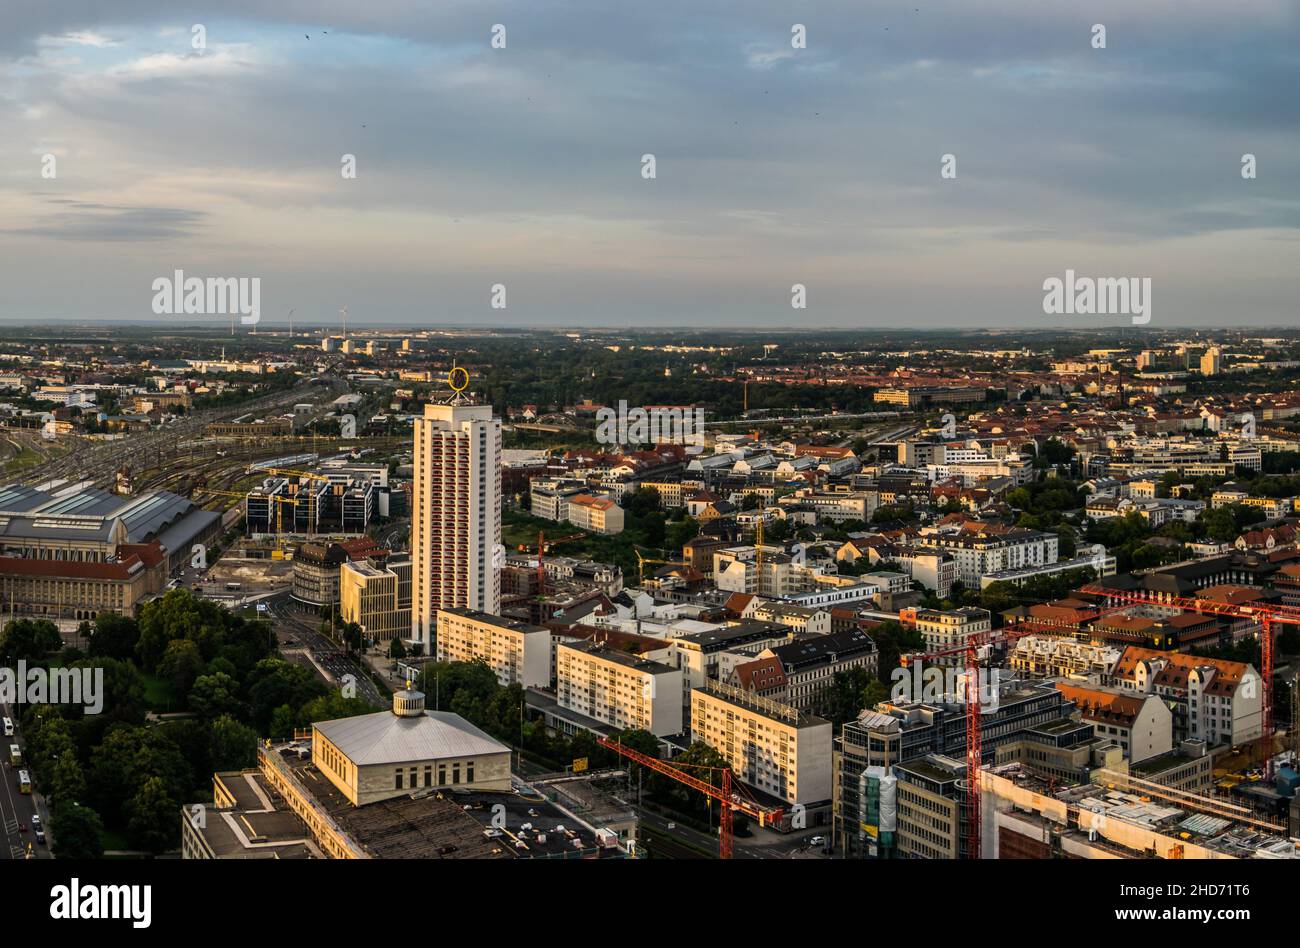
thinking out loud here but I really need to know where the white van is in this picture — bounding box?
[2,717,12,737]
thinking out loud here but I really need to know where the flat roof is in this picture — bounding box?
[559,641,677,675]
[694,684,829,730]
[439,608,548,635]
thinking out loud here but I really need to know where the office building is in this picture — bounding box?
[340,554,412,643]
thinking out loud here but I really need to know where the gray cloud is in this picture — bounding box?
[0,1,1296,327]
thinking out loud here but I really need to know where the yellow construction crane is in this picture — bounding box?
[633,548,671,585]
[256,467,334,484]
[754,499,767,595]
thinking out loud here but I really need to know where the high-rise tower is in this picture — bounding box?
[411,400,502,649]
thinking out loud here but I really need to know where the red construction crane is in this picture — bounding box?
[518,530,585,596]
[899,632,1009,860]
[1078,583,1289,779]
[597,736,784,859]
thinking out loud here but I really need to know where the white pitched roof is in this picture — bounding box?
[314,710,509,766]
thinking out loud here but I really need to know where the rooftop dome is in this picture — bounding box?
[393,687,426,717]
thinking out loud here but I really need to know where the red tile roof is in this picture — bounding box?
[1056,682,1148,727]
[1112,646,1250,696]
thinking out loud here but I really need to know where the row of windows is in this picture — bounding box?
[395,759,475,790]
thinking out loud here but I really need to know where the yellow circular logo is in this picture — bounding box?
[448,366,470,392]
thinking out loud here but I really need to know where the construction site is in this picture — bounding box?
[985,762,1298,860]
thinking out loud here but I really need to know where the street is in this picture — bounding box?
[0,702,52,860]
[261,591,388,708]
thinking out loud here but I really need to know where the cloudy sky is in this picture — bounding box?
[1,1,1297,329]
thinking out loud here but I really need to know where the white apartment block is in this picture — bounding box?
[785,490,877,524]
[925,530,1058,587]
[1055,683,1172,764]
[858,571,913,596]
[529,477,585,522]
[712,547,808,598]
[566,494,625,535]
[435,609,550,688]
[1009,636,1121,680]
[913,607,991,661]
[412,402,502,647]
[691,682,832,806]
[1111,647,1262,748]
[750,603,831,635]
[979,547,1117,590]
[926,457,1033,487]
[556,642,683,737]
[896,548,957,599]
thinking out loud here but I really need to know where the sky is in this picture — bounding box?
[0,1,1297,330]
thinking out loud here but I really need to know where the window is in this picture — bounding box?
[395,771,403,789]
[467,762,475,784]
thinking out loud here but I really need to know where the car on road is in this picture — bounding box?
[808,835,826,847]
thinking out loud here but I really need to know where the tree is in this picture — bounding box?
[67,657,148,743]
[187,672,245,721]
[269,704,297,739]
[608,727,661,792]
[342,622,364,654]
[0,618,63,663]
[664,515,700,551]
[158,639,204,696]
[136,589,223,670]
[868,620,925,684]
[1056,525,1077,558]
[209,714,259,771]
[388,638,408,659]
[86,612,140,660]
[128,776,180,854]
[49,754,88,805]
[297,691,374,726]
[625,486,661,519]
[825,666,878,726]
[246,658,325,734]
[88,725,192,829]
[50,802,105,860]
[666,742,733,816]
